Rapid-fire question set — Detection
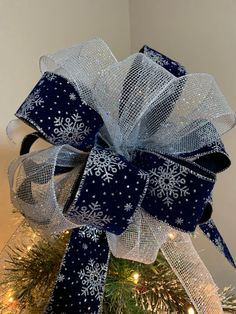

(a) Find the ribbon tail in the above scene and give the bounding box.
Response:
[161,231,223,313]
[44,227,110,314]
[199,219,236,268]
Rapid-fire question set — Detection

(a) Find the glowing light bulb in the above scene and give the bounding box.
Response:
[187,306,195,314]
[168,232,177,240]
[132,272,140,284]
[64,230,70,234]
[8,297,14,303]
[27,245,32,251]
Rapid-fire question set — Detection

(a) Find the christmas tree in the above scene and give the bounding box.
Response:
[0,222,236,313]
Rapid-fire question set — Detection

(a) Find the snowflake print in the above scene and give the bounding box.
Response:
[124,203,133,212]
[207,220,215,229]
[198,124,223,151]
[175,217,184,225]
[18,88,44,117]
[82,243,88,250]
[149,160,190,207]
[77,226,102,242]
[78,258,108,301]
[38,79,45,86]
[69,92,77,100]
[144,46,169,66]
[214,237,224,253]
[84,147,127,182]
[45,72,57,81]
[209,140,224,152]
[69,201,112,228]
[57,274,65,282]
[177,65,186,74]
[138,169,149,180]
[50,113,91,145]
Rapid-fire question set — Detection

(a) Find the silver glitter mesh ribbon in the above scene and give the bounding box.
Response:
[9,145,87,235]
[161,231,223,313]
[9,38,236,313]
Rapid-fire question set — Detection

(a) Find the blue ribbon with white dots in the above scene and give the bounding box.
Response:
[10,43,236,313]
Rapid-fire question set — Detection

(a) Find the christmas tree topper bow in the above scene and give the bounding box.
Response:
[8,38,236,313]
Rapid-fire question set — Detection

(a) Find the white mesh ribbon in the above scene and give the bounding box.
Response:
[9,39,236,313]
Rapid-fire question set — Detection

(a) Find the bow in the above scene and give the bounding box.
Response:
[9,38,236,313]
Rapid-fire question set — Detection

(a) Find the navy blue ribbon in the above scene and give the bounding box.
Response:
[45,227,109,314]
[15,46,236,313]
[143,44,235,268]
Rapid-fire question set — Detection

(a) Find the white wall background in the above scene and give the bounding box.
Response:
[129,0,236,288]
[0,0,131,250]
[1,0,236,289]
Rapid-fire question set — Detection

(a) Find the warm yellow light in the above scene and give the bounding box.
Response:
[168,232,177,240]
[64,230,70,234]
[187,306,195,314]
[27,245,32,251]
[132,272,140,284]
[8,297,14,303]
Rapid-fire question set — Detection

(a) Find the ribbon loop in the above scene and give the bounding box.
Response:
[94,54,235,156]
[16,72,103,151]
[9,145,87,234]
[40,38,117,111]
[65,143,149,234]
[107,209,170,264]
[135,150,215,232]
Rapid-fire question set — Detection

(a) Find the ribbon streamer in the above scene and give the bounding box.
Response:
[8,38,236,313]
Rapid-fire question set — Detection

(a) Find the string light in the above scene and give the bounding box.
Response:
[187,306,195,314]
[27,245,32,251]
[64,230,70,234]
[8,297,14,303]
[132,272,140,284]
[168,232,177,240]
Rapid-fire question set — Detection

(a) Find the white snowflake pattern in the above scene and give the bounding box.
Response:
[175,217,184,225]
[82,243,88,250]
[69,201,112,228]
[149,160,190,207]
[127,216,134,225]
[78,226,102,242]
[177,64,186,74]
[138,169,149,180]
[57,274,65,282]
[144,47,169,66]
[61,258,66,267]
[18,88,44,117]
[50,113,91,145]
[124,203,133,212]
[69,92,77,100]
[38,79,45,86]
[207,220,215,229]
[198,124,223,152]
[210,140,224,152]
[78,258,108,301]
[214,236,224,253]
[84,147,127,182]
[45,72,57,81]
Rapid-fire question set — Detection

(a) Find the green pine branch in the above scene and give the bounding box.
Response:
[0,231,235,314]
